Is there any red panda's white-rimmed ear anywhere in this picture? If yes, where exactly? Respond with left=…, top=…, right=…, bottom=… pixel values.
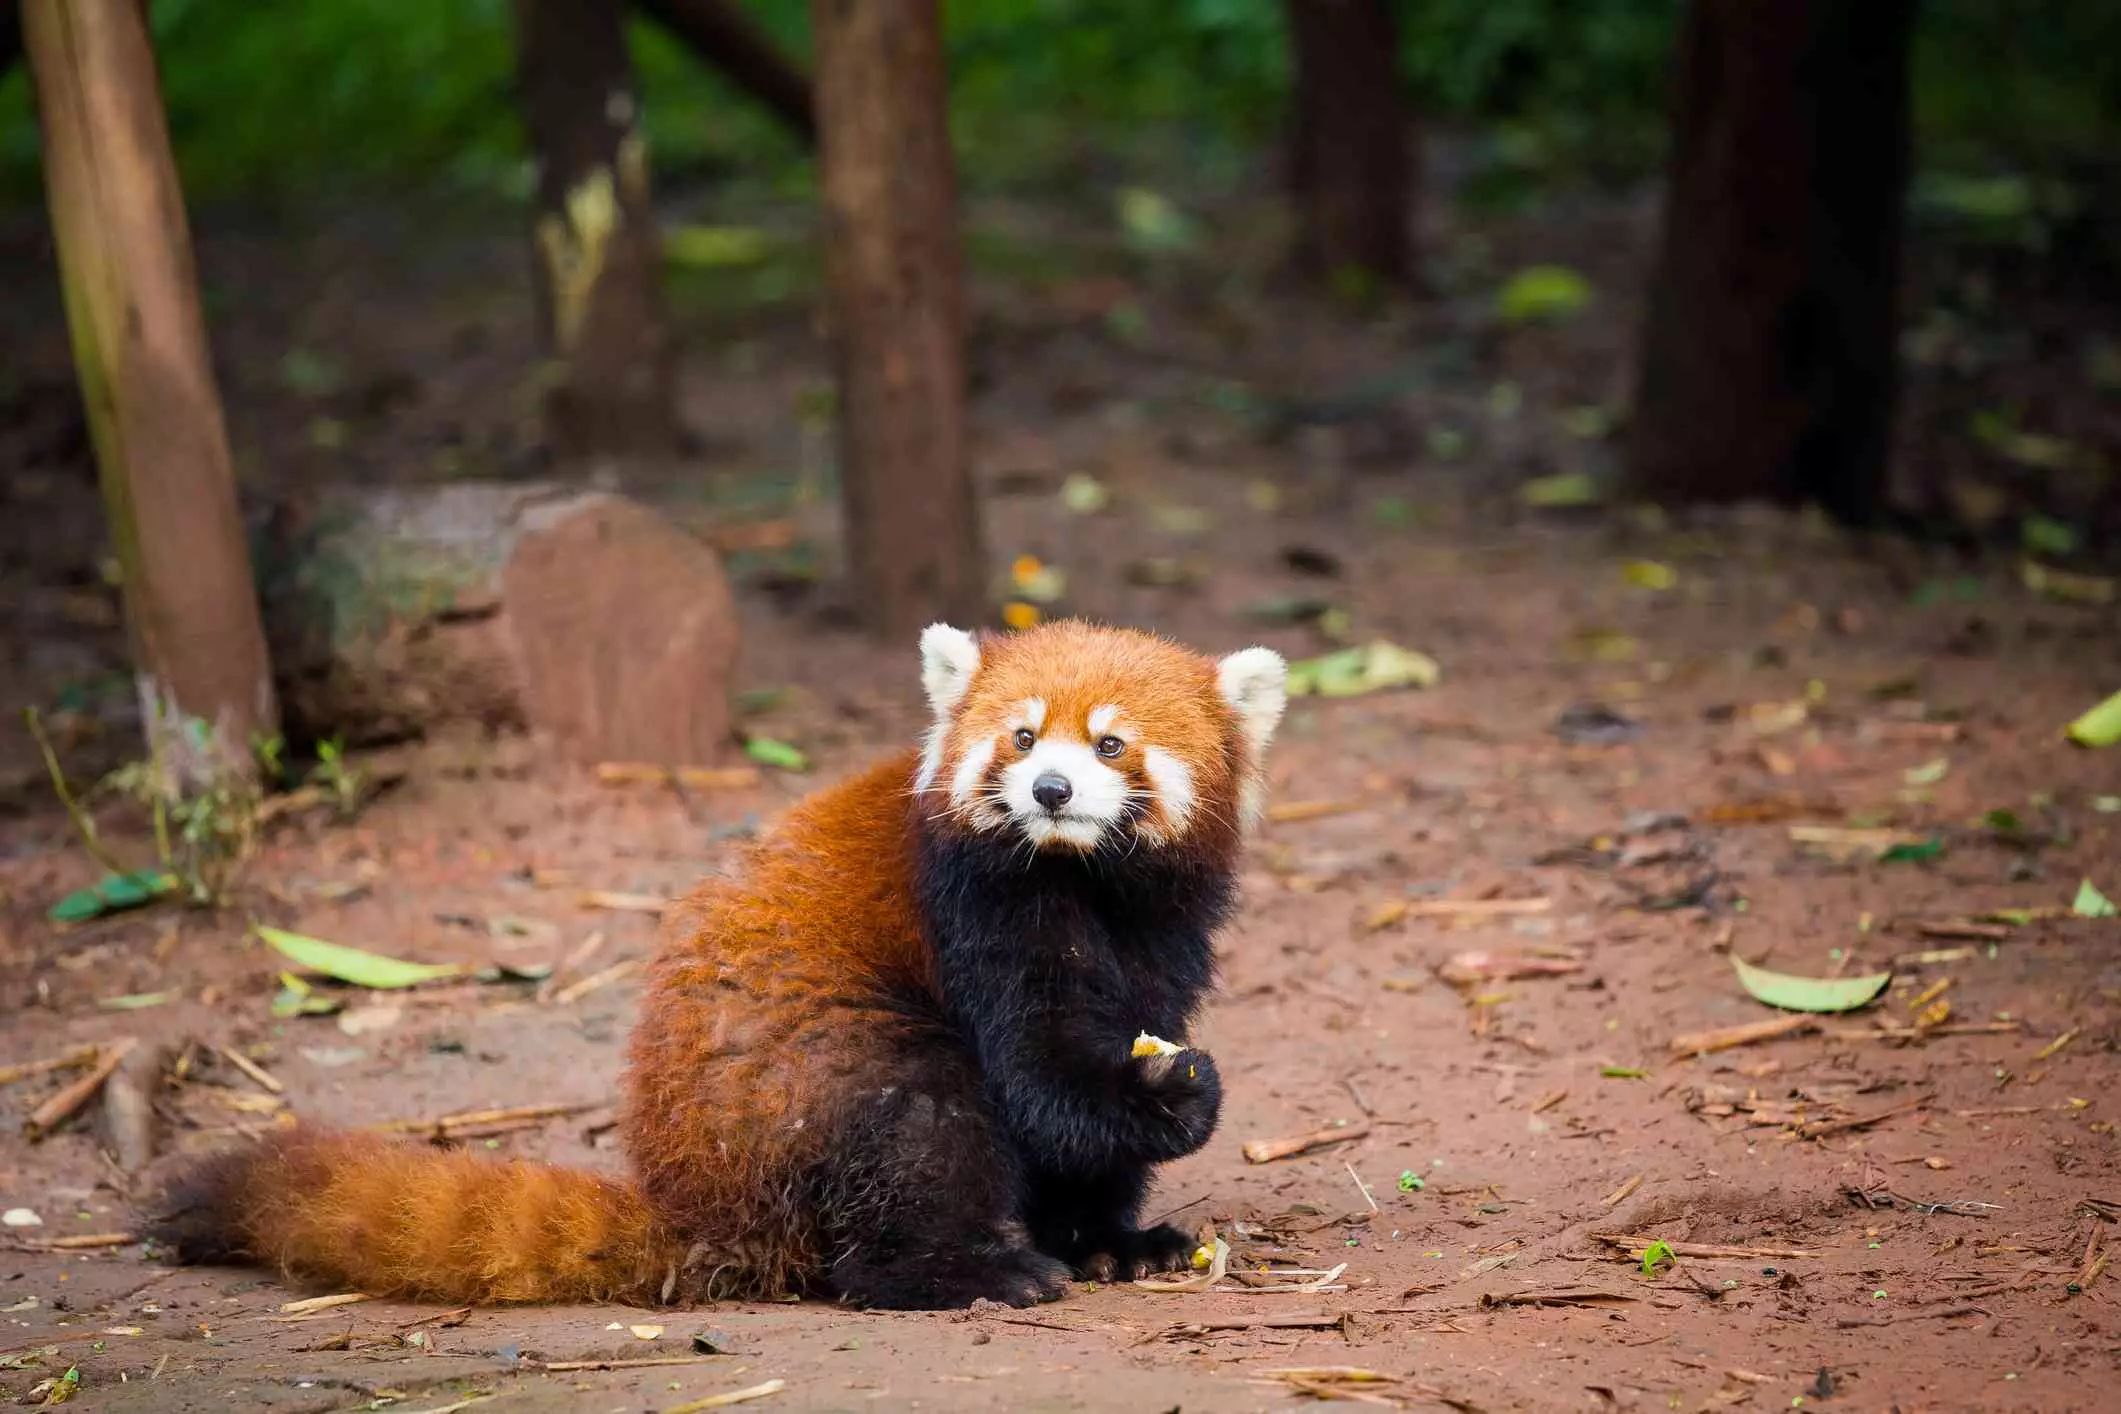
left=920, top=623, right=982, bottom=717
left=1217, top=646, right=1287, bottom=754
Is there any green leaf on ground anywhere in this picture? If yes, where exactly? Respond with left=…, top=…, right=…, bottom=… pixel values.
left=1496, top=264, right=1592, bottom=325
left=256, top=925, right=466, bottom=989
left=1518, top=471, right=1601, bottom=509
left=743, top=737, right=810, bottom=772
left=1641, top=1240, right=1676, bottom=1276
left=48, top=871, right=178, bottom=923
left=2073, top=879, right=2117, bottom=918
left=1878, top=836, right=1946, bottom=864
left=1731, top=954, right=1891, bottom=1013
left=1601, top=1065, right=1649, bottom=1080
left=2064, top=690, right=2121, bottom=748
left=1286, top=641, right=1441, bottom=698
left=269, top=972, right=341, bottom=1019
left=1622, top=559, right=1676, bottom=591
left=96, top=992, right=174, bottom=1011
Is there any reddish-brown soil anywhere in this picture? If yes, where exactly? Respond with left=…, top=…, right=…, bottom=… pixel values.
left=2, top=171, right=2119, bottom=1412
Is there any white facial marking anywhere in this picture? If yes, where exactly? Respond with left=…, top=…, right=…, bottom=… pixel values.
left=919, top=623, right=981, bottom=717
left=1217, top=646, right=1288, bottom=754
left=949, top=736, right=996, bottom=809
left=915, top=723, right=947, bottom=794
left=1016, top=698, right=1047, bottom=732
left=1001, top=739, right=1129, bottom=849
left=1142, top=746, right=1194, bottom=832
left=1087, top=704, right=1121, bottom=737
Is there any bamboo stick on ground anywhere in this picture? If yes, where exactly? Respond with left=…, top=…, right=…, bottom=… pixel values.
left=1243, top=1121, right=1370, bottom=1164
left=24, top=1037, right=137, bottom=1141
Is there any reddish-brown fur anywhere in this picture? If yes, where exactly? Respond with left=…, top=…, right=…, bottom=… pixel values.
left=148, top=622, right=1266, bottom=1307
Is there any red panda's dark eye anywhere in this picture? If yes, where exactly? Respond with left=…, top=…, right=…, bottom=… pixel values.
left=1096, top=736, right=1125, bottom=759
left=1013, top=728, right=1036, bottom=751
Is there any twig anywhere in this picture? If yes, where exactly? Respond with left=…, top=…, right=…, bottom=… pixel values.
left=1825, top=1021, right=2022, bottom=1041
left=1479, top=1289, right=1636, bottom=1309
left=0, top=1046, right=100, bottom=1088
left=23, top=1037, right=138, bottom=1141
left=1591, top=1234, right=1821, bottom=1260
left=578, top=890, right=667, bottom=915
left=1800, top=1098, right=1927, bottom=1139
left=22, top=707, right=130, bottom=878
left=371, top=1101, right=603, bottom=1142
left=553, top=958, right=641, bottom=1005
left=1244, top=1121, right=1369, bottom=1164
left=1401, top=897, right=1551, bottom=918
left=214, top=1045, right=285, bottom=1096
left=2035, top=1028, right=2081, bottom=1061
left=1834, top=1305, right=1991, bottom=1328
left=14, top=1232, right=136, bottom=1251
left=1266, top=799, right=1371, bottom=824
left=595, top=762, right=762, bottom=792
left=1668, top=1014, right=1815, bottom=1057
left=278, top=1292, right=372, bottom=1315
left=1143, top=1312, right=1345, bottom=1344
left=1600, top=1173, right=1645, bottom=1208
left=661, top=1379, right=787, bottom=1413
left=536, top=1355, right=730, bottom=1373
left=1344, top=1161, right=1379, bottom=1213
left=536, top=930, right=607, bottom=1003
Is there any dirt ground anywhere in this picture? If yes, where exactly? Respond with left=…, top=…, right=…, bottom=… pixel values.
left=3, top=167, right=2120, bottom=1413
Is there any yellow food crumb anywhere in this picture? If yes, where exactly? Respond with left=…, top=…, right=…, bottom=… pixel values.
left=1131, top=1032, right=1181, bottom=1058
left=1190, top=1244, right=1214, bottom=1270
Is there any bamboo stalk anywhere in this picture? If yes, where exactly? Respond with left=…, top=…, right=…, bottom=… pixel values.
left=23, top=1037, right=137, bottom=1141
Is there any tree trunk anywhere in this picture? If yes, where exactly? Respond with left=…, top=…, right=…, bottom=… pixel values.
left=23, top=0, right=279, bottom=790
left=635, top=0, right=814, bottom=145
left=252, top=483, right=741, bottom=765
left=1283, top=0, right=1415, bottom=288
left=512, top=0, right=677, bottom=460
left=1622, top=0, right=1916, bottom=525
left=810, top=0, right=984, bottom=640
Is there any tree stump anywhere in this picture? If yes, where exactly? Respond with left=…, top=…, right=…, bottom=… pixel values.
left=252, top=484, right=740, bottom=766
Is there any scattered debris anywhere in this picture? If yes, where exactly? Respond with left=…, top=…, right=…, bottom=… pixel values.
left=1285, top=641, right=1440, bottom=698
left=1591, top=1234, right=1819, bottom=1262
left=2073, top=879, right=2116, bottom=918
left=1479, top=1288, right=1636, bottom=1309
left=579, top=890, right=668, bottom=915
left=596, top=762, right=761, bottom=791
left=373, top=1101, right=604, bottom=1144
left=2064, top=690, right=2121, bottom=748
left=1439, top=949, right=1580, bottom=986
left=215, top=1046, right=286, bottom=1095
left=278, top=1292, right=372, bottom=1316
left=1553, top=703, right=1639, bottom=746
left=1600, top=1173, right=1645, bottom=1208
left=0, top=1047, right=100, bottom=1089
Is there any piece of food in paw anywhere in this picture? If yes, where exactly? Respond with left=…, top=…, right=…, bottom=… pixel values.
left=1131, top=1032, right=1181, bottom=1058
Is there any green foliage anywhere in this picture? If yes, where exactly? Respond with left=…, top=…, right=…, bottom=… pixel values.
left=0, top=1, right=2114, bottom=210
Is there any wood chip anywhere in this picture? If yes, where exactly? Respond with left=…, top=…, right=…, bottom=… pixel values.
left=23, top=1037, right=137, bottom=1141
left=1148, top=1312, right=1346, bottom=1343
left=1799, top=1098, right=1926, bottom=1139
left=2035, top=1027, right=2081, bottom=1061
left=13, top=1232, right=136, bottom=1251
left=1244, top=1121, right=1370, bottom=1164
left=278, top=1292, right=372, bottom=1315
left=372, top=1101, right=603, bottom=1142
left=1668, top=1014, right=1815, bottom=1057
left=1267, top=799, right=1371, bottom=824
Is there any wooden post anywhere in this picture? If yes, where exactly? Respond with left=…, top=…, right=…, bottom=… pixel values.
left=635, top=0, right=815, bottom=145
left=1284, top=0, right=1415, bottom=289
left=811, top=0, right=985, bottom=639
left=513, top=0, right=677, bottom=460
left=23, top=0, right=279, bottom=788
left=1622, top=0, right=1916, bottom=525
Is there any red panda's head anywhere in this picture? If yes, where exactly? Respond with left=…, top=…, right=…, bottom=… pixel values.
left=912, top=619, right=1286, bottom=854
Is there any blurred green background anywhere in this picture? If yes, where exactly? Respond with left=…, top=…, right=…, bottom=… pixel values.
left=2, top=0, right=2116, bottom=211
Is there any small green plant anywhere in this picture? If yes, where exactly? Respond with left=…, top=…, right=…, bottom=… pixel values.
left=25, top=706, right=277, bottom=909
left=308, top=736, right=367, bottom=817
left=1640, top=1239, right=1677, bottom=1276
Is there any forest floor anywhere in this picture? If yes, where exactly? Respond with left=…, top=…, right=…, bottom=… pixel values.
left=2, top=167, right=2120, bottom=1412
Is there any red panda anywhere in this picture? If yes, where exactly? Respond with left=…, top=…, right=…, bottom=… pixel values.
left=147, top=620, right=1288, bottom=1310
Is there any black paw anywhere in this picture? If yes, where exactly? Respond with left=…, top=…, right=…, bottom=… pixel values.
left=1130, top=1047, right=1222, bottom=1154
left=836, top=1245, right=1069, bottom=1311
left=1075, top=1224, right=1200, bottom=1283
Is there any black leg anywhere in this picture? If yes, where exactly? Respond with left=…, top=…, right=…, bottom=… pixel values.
left=1023, top=1166, right=1199, bottom=1282
left=814, top=1071, right=1068, bottom=1310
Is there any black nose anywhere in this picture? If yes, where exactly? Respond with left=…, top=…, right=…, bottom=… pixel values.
left=1032, top=773, right=1073, bottom=812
